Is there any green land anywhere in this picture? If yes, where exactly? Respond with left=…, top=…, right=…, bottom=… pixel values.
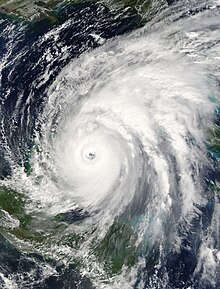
left=0, top=0, right=153, bottom=21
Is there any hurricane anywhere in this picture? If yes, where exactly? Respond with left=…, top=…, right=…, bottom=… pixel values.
left=0, top=0, right=220, bottom=288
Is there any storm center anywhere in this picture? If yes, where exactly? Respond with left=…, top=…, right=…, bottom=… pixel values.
left=85, top=151, right=96, bottom=160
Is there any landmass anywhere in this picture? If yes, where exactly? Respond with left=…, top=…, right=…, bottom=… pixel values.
left=0, top=0, right=154, bottom=21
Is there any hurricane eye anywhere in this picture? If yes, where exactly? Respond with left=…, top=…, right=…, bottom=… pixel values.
left=86, top=151, right=96, bottom=160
